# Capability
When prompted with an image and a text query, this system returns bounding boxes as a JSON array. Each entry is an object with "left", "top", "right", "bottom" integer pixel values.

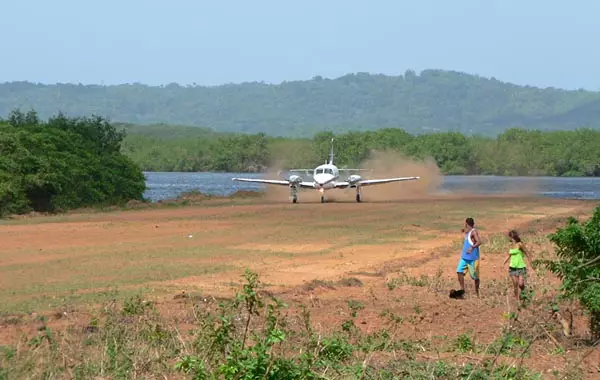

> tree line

[
  {"left": 122, "top": 127, "right": 600, "bottom": 177},
  {"left": 0, "top": 110, "right": 145, "bottom": 217},
  {"left": 1, "top": 105, "right": 598, "bottom": 218},
  {"left": 2, "top": 70, "right": 600, "bottom": 137}
]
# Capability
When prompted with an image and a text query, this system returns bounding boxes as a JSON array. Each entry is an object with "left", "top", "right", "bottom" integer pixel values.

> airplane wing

[
  {"left": 334, "top": 176, "right": 420, "bottom": 188},
  {"left": 334, "top": 182, "right": 352, "bottom": 188},
  {"left": 232, "top": 178, "right": 290, "bottom": 186},
  {"left": 232, "top": 178, "right": 315, "bottom": 188},
  {"left": 359, "top": 176, "right": 420, "bottom": 186}
]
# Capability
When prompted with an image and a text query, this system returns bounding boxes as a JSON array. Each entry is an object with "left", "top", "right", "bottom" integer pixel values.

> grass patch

[
  {"left": 0, "top": 252, "right": 235, "bottom": 314},
  {"left": 386, "top": 268, "right": 446, "bottom": 291},
  {"left": 301, "top": 277, "right": 365, "bottom": 292}
]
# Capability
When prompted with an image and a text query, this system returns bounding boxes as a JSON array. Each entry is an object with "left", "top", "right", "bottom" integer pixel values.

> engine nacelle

[
  {"left": 288, "top": 175, "right": 302, "bottom": 185},
  {"left": 347, "top": 174, "right": 362, "bottom": 184}
]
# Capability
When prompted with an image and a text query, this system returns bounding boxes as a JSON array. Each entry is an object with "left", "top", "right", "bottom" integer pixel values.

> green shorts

[{"left": 457, "top": 258, "right": 479, "bottom": 280}]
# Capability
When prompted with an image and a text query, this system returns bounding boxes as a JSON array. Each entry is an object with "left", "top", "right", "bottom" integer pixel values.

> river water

[{"left": 143, "top": 172, "right": 600, "bottom": 202}]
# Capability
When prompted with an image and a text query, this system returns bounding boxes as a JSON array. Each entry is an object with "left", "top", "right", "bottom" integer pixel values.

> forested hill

[{"left": 2, "top": 70, "right": 600, "bottom": 137}]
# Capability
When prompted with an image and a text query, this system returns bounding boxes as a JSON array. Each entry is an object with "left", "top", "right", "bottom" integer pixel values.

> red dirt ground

[{"left": 0, "top": 195, "right": 598, "bottom": 377}]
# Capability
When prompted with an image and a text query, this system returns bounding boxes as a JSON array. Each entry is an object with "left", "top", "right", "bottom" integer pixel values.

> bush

[
  {"left": 537, "top": 206, "right": 600, "bottom": 341},
  {"left": 0, "top": 109, "right": 145, "bottom": 216}
]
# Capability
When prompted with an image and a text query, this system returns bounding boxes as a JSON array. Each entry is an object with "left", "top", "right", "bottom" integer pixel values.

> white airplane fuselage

[{"left": 312, "top": 163, "right": 339, "bottom": 191}]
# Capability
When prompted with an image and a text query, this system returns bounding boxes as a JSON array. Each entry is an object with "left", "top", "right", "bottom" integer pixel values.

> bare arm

[
  {"left": 466, "top": 230, "right": 481, "bottom": 254},
  {"left": 471, "top": 230, "right": 482, "bottom": 248},
  {"left": 521, "top": 243, "right": 534, "bottom": 269}
]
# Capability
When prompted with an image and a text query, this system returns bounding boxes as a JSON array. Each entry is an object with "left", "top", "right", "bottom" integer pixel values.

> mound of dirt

[
  {"left": 229, "top": 190, "right": 263, "bottom": 199},
  {"left": 162, "top": 190, "right": 264, "bottom": 204}
]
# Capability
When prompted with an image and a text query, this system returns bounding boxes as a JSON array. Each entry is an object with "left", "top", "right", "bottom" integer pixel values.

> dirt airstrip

[{"left": 0, "top": 192, "right": 599, "bottom": 377}]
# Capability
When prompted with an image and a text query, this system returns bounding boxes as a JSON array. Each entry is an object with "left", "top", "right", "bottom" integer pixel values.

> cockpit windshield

[{"left": 315, "top": 168, "right": 334, "bottom": 175}]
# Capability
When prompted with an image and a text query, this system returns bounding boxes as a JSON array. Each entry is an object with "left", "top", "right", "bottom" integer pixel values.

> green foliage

[
  {"left": 488, "top": 329, "right": 530, "bottom": 356},
  {"left": 452, "top": 332, "right": 475, "bottom": 353},
  {"left": 346, "top": 299, "right": 364, "bottom": 318},
  {"left": 122, "top": 294, "right": 153, "bottom": 316},
  {"left": 2, "top": 71, "right": 600, "bottom": 137},
  {"left": 175, "top": 269, "right": 347, "bottom": 379},
  {"left": 121, "top": 124, "right": 600, "bottom": 177},
  {"left": 122, "top": 132, "right": 271, "bottom": 172},
  {"left": 0, "top": 109, "right": 145, "bottom": 216},
  {"left": 537, "top": 206, "right": 600, "bottom": 340}
]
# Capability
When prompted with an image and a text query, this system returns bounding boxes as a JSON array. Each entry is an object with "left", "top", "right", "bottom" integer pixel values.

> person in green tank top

[{"left": 503, "top": 230, "right": 533, "bottom": 302}]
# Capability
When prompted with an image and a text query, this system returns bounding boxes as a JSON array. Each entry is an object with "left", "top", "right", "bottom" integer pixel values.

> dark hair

[
  {"left": 508, "top": 230, "right": 521, "bottom": 242},
  {"left": 465, "top": 217, "right": 475, "bottom": 227}
]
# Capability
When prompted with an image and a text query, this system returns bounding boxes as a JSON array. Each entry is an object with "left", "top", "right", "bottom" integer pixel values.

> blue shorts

[{"left": 457, "top": 258, "right": 480, "bottom": 280}]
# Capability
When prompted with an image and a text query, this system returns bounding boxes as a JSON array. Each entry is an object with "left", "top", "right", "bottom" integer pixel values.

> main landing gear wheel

[
  {"left": 290, "top": 186, "right": 298, "bottom": 204},
  {"left": 321, "top": 195, "right": 325, "bottom": 203},
  {"left": 356, "top": 193, "right": 361, "bottom": 203}
]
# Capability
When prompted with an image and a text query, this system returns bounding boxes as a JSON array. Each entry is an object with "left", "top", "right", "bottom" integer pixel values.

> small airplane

[{"left": 232, "top": 139, "right": 420, "bottom": 203}]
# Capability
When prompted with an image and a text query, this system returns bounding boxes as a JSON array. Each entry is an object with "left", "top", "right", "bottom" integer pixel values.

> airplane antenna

[{"left": 328, "top": 137, "right": 334, "bottom": 165}]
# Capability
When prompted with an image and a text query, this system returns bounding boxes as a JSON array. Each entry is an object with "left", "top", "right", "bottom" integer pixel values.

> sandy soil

[{"left": 0, "top": 193, "right": 598, "bottom": 377}]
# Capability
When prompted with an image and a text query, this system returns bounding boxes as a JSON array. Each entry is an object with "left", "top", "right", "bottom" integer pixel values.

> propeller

[
  {"left": 347, "top": 174, "right": 362, "bottom": 184},
  {"left": 288, "top": 175, "right": 302, "bottom": 184}
]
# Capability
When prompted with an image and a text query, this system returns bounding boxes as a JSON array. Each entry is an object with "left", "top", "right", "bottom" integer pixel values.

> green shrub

[
  {"left": 537, "top": 206, "right": 600, "bottom": 340},
  {"left": 0, "top": 109, "right": 145, "bottom": 216}
]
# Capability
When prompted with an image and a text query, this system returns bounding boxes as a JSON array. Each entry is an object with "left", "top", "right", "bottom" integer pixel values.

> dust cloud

[
  {"left": 260, "top": 159, "right": 291, "bottom": 203},
  {"left": 254, "top": 150, "right": 543, "bottom": 203},
  {"left": 357, "top": 150, "right": 443, "bottom": 201},
  {"left": 258, "top": 150, "right": 445, "bottom": 203},
  {"left": 354, "top": 151, "right": 543, "bottom": 201}
]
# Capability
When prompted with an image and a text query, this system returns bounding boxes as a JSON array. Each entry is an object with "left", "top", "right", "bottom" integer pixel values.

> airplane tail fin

[{"left": 328, "top": 138, "right": 334, "bottom": 165}]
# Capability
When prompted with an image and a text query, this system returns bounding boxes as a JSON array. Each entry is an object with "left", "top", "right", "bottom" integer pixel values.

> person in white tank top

[{"left": 456, "top": 217, "right": 482, "bottom": 297}]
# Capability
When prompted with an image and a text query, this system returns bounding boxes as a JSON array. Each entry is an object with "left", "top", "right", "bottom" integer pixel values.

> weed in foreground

[
  {"left": 0, "top": 269, "right": 553, "bottom": 379},
  {"left": 386, "top": 268, "right": 448, "bottom": 293},
  {"left": 1, "top": 292, "right": 182, "bottom": 379}
]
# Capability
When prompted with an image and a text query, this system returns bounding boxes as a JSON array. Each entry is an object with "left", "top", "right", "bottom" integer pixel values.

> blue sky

[{"left": 3, "top": 0, "right": 599, "bottom": 89}]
